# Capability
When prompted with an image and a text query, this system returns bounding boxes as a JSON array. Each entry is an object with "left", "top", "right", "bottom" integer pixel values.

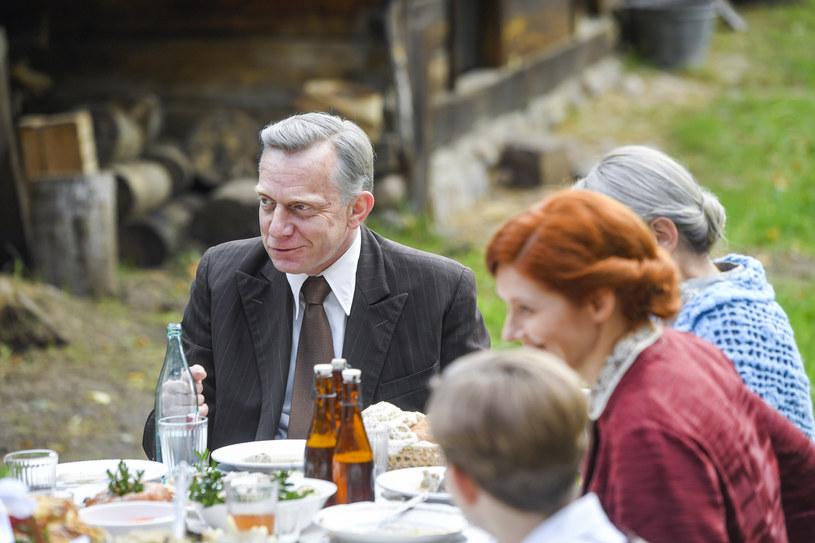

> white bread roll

[{"left": 362, "top": 401, "right": 443, "bottom": 470}]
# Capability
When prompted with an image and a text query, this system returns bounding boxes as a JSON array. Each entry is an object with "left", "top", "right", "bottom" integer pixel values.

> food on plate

[
  {"left": 85, "top": 460, "right": 173, "bottom": 506},
  {"left": 418, "top": 469, "right": 446, "bottom": 493},
  {"left": 11, "top": 494, "right": 106, "bottom": 543},
  {"left": 361, "top": 401, "right": 443, "bottom": 469},
  {"left": 245, "top": 452, "right": 273, "bottom": 463}
]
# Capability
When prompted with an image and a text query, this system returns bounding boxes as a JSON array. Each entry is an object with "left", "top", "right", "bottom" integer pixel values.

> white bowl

[
  {"left": 78, "top": 501, "right": 175, "bottom": 537},
  {"left": 196, "top": 476, "right": 337, "bottom": 531}
]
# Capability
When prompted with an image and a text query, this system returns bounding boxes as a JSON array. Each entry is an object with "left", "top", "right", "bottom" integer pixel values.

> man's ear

[
  {"left": 649, "top": 217, "right": 679, "bottom": 253},
  {"left": 348, "top": 191, "right": 374, "bottom": 228},
  {"left": 448, "top": 464, "right": 480, "bottom": 505}
]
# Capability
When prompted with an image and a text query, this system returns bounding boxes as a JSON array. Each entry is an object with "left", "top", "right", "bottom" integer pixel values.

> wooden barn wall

[{"left": 6, "top": 0, "right": 389, "bottom": 140}]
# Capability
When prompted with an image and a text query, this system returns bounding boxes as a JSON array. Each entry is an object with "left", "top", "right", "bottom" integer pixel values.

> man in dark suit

[{"left": 143, "top": 112, "right": 489, "bottom": 456}]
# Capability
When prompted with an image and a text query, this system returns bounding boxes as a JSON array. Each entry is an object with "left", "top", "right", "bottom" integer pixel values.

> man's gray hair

[
  {"left": 574, "top": 145, "right": 726, "bottom": 255},
  {"left": 259, "top": 112, "right": 374, "bottom": 204}
]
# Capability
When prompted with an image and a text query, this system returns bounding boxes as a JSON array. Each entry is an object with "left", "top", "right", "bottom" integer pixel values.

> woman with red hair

[{"left": 485, "top": 189, "right": 815, "bottom": 543}]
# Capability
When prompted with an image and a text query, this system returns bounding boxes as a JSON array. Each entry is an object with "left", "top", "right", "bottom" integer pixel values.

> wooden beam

[{"left": 0, "top": 27, "right": 32, "bottom": 269}]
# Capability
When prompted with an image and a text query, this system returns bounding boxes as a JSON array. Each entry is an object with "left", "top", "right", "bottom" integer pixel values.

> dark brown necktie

[{"left": 289, "top": 275, "right": 334, "bottom": 439}]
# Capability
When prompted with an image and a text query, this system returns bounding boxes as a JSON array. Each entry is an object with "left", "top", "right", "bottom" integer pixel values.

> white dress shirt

[
  {"left": 521, "top": 493, "right": 628, "bottom": 543},
  {"left": 276, "top": 229, "right": 361, "bottom": 438}
]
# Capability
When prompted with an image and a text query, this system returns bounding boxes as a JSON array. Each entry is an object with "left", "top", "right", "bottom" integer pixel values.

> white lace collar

[{"left": 588, "top": 323, "right": 662, "bottom": 421}]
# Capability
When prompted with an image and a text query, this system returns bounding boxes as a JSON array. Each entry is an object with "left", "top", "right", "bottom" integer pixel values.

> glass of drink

[
  {"left": 157, "top": 414, "right": 208, "bottom": 476},
  {"left": 225, "top": 474, "right": 278, "bottom": 536},
  {"left": 3, "top": 449, "right": 58, "bottom": 494}
]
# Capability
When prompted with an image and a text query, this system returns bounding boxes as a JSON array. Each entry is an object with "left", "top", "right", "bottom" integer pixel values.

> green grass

[{"left": 377, "top": 2, "right": 815, "bottom": 396}]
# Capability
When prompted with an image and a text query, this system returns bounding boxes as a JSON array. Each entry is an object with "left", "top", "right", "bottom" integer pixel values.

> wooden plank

[
  {"left": 431, "top": 18, "right": 616, "bottom": 148},
  {"left": 44, "top": 0, "right": 382, "bottom": 39},
  {"left": 0, "top": 27, "right": 32, "bottom": 269},
  {"left": 17, "top": 110, "right": 99, "bottom": 182},
  {"left": 34, "top": 37, "right": 379, "bottom": 114},
  {"left": 484, "top": 0, "right": 576, "bottom": 66}
]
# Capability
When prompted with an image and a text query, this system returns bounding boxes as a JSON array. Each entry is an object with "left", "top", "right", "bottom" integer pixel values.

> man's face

[{"left": 257, "top": 141, "right": 360, "bottom": 275}]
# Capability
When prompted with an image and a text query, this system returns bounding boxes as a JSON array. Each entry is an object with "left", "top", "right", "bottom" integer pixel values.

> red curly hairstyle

[{"left": 485, "top": 190, "right": 681, "bottom": 325}]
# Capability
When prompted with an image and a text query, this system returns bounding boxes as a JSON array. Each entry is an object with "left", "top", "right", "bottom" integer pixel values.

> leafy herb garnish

[
  {"left": 107, "top": 460, "right": 145, "bottom": 496},
  {"left": 273, "top": 470, "right": 316, "bottom": 501},
  {"left": 188, "top": 450, "right": 224, "bottom": 507}
]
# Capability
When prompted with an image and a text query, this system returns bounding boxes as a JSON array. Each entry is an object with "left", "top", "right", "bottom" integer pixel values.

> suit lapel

[
  {"left": 344, "top": 226, "right": 407, "bottom": 405},
  {"left": 236, "top": 257, "right": 293, "bottom": 440}
]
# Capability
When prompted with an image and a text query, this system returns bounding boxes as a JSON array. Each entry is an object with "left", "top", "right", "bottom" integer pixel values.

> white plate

[
  {"left": 211, "top": 439, "right": 305, "bottom": 471},
  {"left": 313, "top": 501, "right": 467, "bottom": 543},
  {"left": 377, "top": 466, "right": 452, "bottom": 504},
  {"left": 56, "top": 459, "right": 167, "bottom": 487},
  {"left": 56, "top": 459, "right": 167, "bottom": 505}
]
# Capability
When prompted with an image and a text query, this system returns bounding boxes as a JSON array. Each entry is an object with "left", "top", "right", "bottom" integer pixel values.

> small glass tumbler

[
  {"left": 367, "top": 424, "right": 390, "bottom": 480},
  {"left": 157, "top": 414, "right": 208, "bottom": 476},
  {"left": 226, "top": 474, "right": 278, "bottom": 536},
  {"left": 275, "top": 502, "right": 303, "bottom": 543},
  {"left": 3, "top": 449, "right": 59, "bottom": 493}
]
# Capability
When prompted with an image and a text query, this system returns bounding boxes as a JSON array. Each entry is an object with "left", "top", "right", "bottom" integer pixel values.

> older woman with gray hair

[{"left": 574, "top": 145, "right": 815, "bottom": 440}]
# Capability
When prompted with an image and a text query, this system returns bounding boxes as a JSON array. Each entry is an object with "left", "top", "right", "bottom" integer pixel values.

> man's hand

[{"left": 191, "top": 364, "right": 209, "bottom": 416}]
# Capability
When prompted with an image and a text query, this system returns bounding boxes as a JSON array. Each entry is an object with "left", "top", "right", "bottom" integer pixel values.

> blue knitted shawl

[{"left": 674, "top": 253, "right": 815, "bottom": 440}]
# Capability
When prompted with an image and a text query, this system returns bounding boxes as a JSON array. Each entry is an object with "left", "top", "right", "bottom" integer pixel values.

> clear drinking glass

[
  {"left": 225, "top": 474, "right": 278, "bottom": 535},
  {"left": 367, "top": 424, "right": 390, "bottom": 480},
  {"left": 3, "top": 449, "right": 59, "bottom": 493},
  {"left": 157, "top": 414, "right": 208, "bottom": 476},
  {"left": 275, "top": 502, "right": 303, "bottom": 543}
]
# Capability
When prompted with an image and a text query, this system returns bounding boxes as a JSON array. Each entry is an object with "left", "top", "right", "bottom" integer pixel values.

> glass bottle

[
  {"left": 304, "top": 363, "right": 337, "bottom": 484},
  {"left": 154, "top": 322, "right": 198, "bottom": 462},
  {"left": 332, "top": 368, "right": 374, "bottom": 504},
  {"left": 330, "top": 358, "right": 347, "bottom": 430}
]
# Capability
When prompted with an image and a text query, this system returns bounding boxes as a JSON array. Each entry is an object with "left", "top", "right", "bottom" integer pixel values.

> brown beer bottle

[
  {"left": 332, "top": 368, "right": 374, "bottom": 504},
  {"left": 304, "top": 364, "right": 337, "bottom": 484},
  {"left": 330, "top": 358, "right": 348, "bottom": 430}
]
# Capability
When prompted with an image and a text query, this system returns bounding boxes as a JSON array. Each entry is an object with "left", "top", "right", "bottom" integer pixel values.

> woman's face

[{"left": 496, "top": 264, "right": 600, "bottom": 380}]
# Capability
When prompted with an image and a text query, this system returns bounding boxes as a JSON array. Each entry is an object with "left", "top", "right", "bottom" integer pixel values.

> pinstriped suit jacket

[{"left": 143, "top": 225, "right": 489, "bottom": 456}]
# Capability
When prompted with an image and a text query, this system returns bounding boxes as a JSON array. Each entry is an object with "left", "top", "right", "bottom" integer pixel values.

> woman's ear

[
  {"left": 587, "top": 288, "right": 616, "bottom": 323},
  {"left": 649, "top": 217, "right": 679, "bottom": 252},
  {"left": 448, "top": 464, "right": 480, "bottom": 505}
]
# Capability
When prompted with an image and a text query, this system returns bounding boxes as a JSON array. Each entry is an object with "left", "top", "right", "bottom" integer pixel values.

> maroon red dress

[{"left": 582, "top": 326, "right": 815, "bottom": 543}]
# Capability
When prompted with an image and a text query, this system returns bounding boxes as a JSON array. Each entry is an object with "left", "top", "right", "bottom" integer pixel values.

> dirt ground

[
  {"left": 3, "top": 42, "right": 813, "bottom": 464},
  {"left": 0, "top": 263, "right": 195, "bottom": 462}
]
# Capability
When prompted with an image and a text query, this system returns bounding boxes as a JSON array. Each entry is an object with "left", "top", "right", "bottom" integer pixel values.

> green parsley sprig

[
  {"left": 273, "top": 470, "right": 316, "bottom": 501},
  {"left": 188, "top": 450, "right": 225, "bottom": 507},
  {"left": 106, "top": 460, "right": 145, "bottom": 496}
]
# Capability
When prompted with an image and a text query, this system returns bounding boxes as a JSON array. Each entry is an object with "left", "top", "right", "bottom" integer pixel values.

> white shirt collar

[
  {"left": 286, "top": 228, "right": 361, "bottom": 319},
  {"left": 522, "top": 493, "right": 627, "bottom": 543},
  {"left": 589, "top": 322, "right": 662, "bottom": 421}
]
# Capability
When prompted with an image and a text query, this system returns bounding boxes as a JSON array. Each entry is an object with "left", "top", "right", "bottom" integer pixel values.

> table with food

[{"left": 2, "top": 401, "right": 495, "bottom": 543}]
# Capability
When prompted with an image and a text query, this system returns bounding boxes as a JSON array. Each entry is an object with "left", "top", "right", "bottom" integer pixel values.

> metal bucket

[{"left": 623, "top": 0, "right": 718, "bottom": 69}]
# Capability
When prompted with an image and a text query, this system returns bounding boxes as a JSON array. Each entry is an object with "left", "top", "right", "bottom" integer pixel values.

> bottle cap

[
  {"left": 341, "top": 368, "right": 362, "bottom": 383},
  {"left": 331, "top": 358, "right": 348, "bottom": 370},
  {"left": 313, "top": 364, "right": 332, "bottom": 377}
]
